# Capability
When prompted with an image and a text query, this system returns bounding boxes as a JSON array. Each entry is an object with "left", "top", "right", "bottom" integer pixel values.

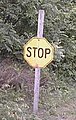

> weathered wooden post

[{"left": 33, "top": 10, "right": 45, "bottom": 114}]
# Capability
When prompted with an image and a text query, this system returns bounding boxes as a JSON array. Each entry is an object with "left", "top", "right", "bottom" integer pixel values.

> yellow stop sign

[{"left": 23, "top": 37, "right": 54, "bottom": 68}]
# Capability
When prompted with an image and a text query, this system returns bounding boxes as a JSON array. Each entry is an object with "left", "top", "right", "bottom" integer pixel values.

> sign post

[
  {"left": 23, "top": 10, "right": 54, "bottom": 114},
  {"left": 33, "top": 10, "right": 44, "bottom": 114}
]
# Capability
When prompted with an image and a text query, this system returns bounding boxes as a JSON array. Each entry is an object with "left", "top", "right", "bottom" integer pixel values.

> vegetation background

[{"left": 0, "top": 0, "right": 76, "bottom": 119}]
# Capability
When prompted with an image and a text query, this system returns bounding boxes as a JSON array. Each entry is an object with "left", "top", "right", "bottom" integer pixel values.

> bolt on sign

[{"left": 23, "top": 37, "right": 54, "bottom": 68}]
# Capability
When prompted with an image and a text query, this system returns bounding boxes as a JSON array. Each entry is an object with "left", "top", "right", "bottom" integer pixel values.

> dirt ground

[
  {"left": 0, "top": 57, "right": 76, "bottom": 120},
  {"left": 0, "top": 57, "right": 34, "bottom": 91}
]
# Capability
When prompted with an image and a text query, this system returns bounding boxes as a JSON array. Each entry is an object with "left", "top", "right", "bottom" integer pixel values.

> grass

[{"left": 0, "top": 79, "right": 76, "bottom": 120}]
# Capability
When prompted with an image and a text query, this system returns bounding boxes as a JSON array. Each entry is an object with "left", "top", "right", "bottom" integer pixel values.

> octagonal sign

[{"left": 23, "top": 37, "right": 54, "bottom": 68}]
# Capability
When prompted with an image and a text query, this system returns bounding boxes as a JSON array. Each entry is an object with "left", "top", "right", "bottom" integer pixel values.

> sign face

[{"left": 23, "top": 37, "right": 54, "bottom": 68}]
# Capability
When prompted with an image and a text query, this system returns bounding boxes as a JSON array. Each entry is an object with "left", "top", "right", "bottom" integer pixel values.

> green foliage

[
  {"left": 0, "top": 0, "right": 76, "bottom": 119},
  {"left": 53, "top": 0, "right": 76, "bottom": 85},
  {"left": 0, "top": 0, "right": 76, "bottom": 84},
  {"left": 0, "top": 20, "right": 21, "bottom": 52},
  {"left": 0, "top": 0, "right": 76, "bottom": 107},
  {"left": 0, "top": 0, "right": 76, "bottom": 75}
]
